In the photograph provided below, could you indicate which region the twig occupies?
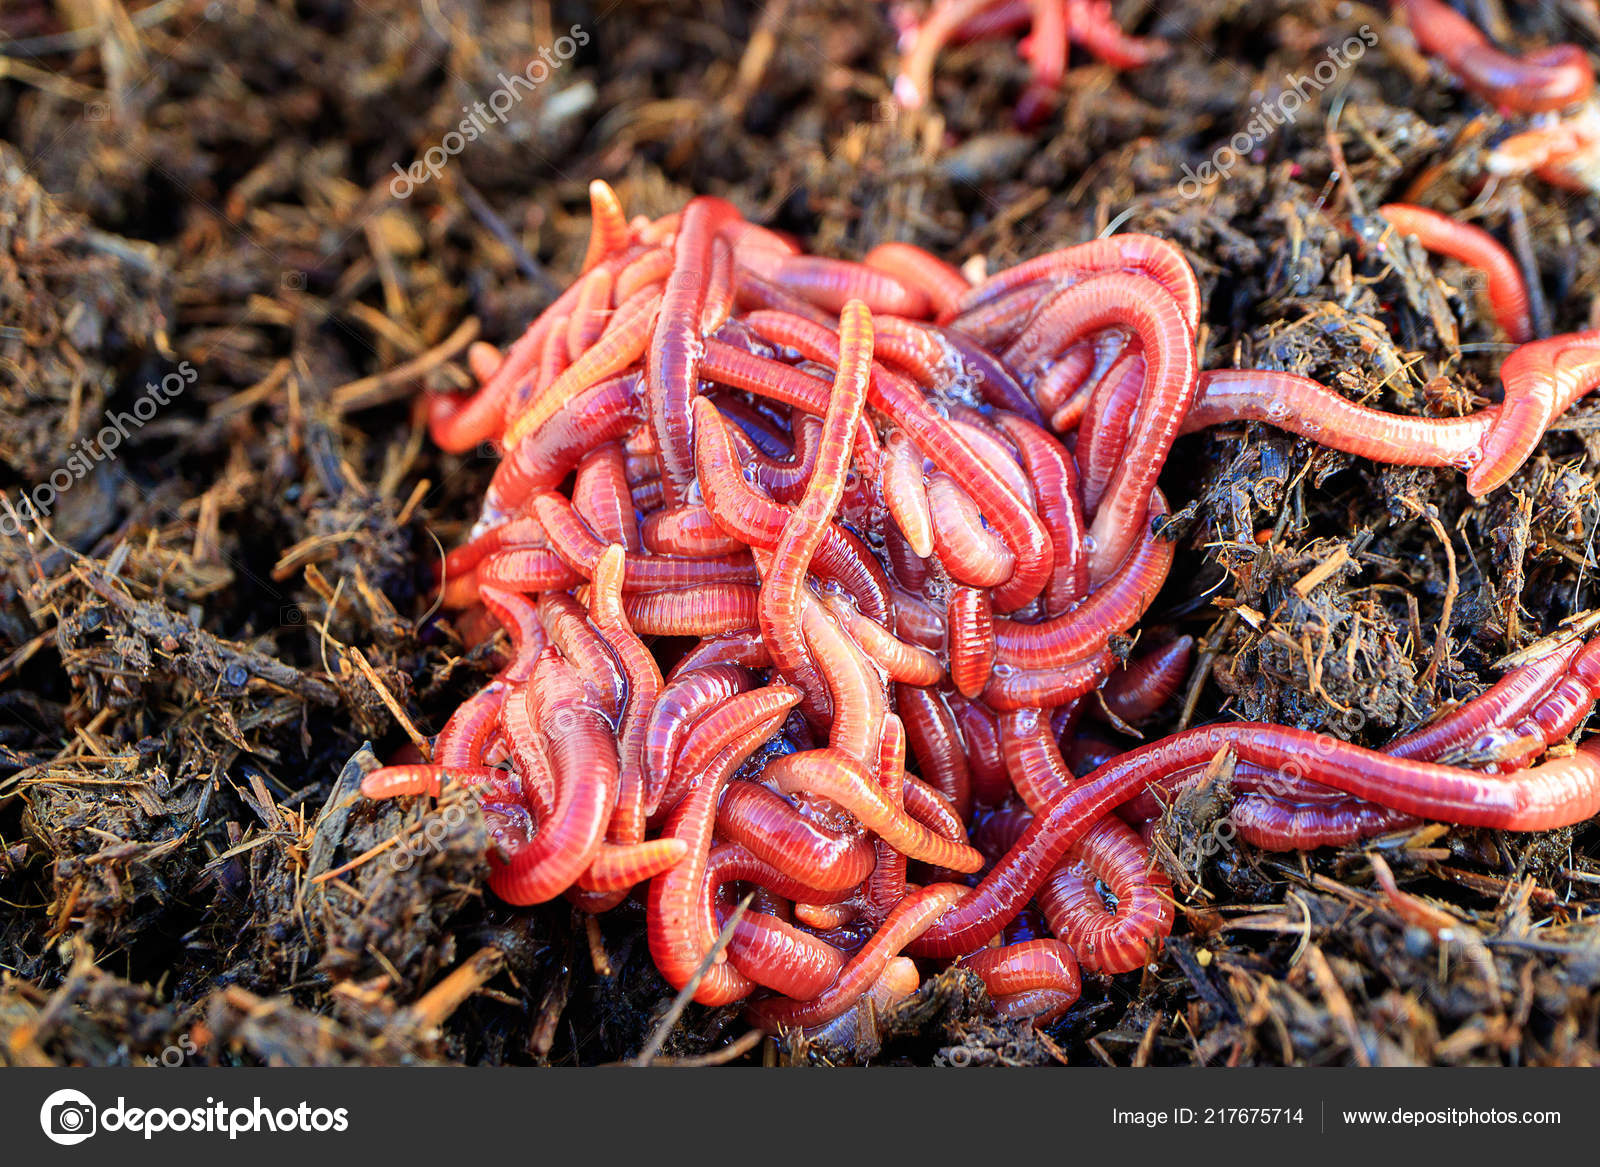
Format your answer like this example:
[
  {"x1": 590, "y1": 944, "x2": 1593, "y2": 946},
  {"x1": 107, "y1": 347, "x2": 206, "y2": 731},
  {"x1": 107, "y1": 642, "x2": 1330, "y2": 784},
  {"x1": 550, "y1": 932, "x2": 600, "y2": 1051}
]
[
  {"x1": 330, "y1": 317, "x2": 479, "y2": 413},
  {"x1": 645, "y1": 1027, "x2": 767, "y2": 1067},
  {"x1": 346, "y1": 646, "x2": 433, "y2": 760},
  {"x1": 633, "y1": 892, "x2": 754, "y2": 1066}
]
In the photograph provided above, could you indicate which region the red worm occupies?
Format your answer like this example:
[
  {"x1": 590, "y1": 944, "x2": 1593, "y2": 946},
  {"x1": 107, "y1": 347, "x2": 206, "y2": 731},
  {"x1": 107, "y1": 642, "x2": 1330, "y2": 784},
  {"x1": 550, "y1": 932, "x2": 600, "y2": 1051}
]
[
  {"x1": 615, "y1": 246, "x2": 675, "y2": 303},
  {"x1": 532, "y1": 492, "x2": 759, "y2": 589},
  {"x1": 466, "y1": 341, "x2": 502, "y2": 383},
  {"x1": 910, "y1": 728, "x2": 1600, "y2": 957},
  {"x1": 980, "y1": 647, "x2": 1112, "y2": 711},
  {"x1": 1038, "y1": 343, "x2": 1102, "y2": 430},
  {"x1": 767, "y1": 748, "x2": 985, "y2": 872},
  {"x1": 578, "y1": 838, "x2": 690, "y2": 894},
  {"x1": 798, "y1": 585, "x2": 889, "y2": 761},
  {"x1": 1397, "y1": 0, "x2": 1594, "y2": 114},
  {"x1": 667, "y1": 631, "x2": 771, "y2": 677},
  {"x1": 426, "y1": 240, "x2": 646, "y2": 454},
  {"x1": 862, "y1": 242, "x2": 971, "y2": 318},
  {"x1": 475, "y1": 548, "x2": 580, "y2": 597},
  {"x1": 623, "y1": 585, "x2": 763, "y2": 636},
  {"x1": 504, "y1": 284, "x2": 662, "y2": 450},
  {"x1": 1378, "y1": 204, "x2": 1532, "y2": 343},
  {"x1": 691, "y1": 394, "x2": 892, "y2": 623},
  {"x1": 1075, "y1": 350, "x2": 1145, "y2": 516},
  {"x1": 1066, "y1": 0, "x2": 1169, "y2": 69},
  {"x1": 535, "y1": 593, "x2": 623, "y2": 717},
  {"x1": 1473, "y1": 328, "x2": 1600, "y2": 496},
  {"x1": 936, "y1": 324, "x2": 1044, "y2": 422},
  {"x1": 720, "y1": 904, "x2": 846, "y2": 999},
  {"x1": 742, "y1": 309, "x2": 1054, "y2": 611},
  {"x1": 763, "y1": 255, "x2": 930, "y2": 318},
  {"x1": 361, "y1": 762, "x2": 522, "y2": 806},
  {"x1": 580, "y1": 180, "x2": 631, "y2": 272},
  {"x1": 566, "y1": 265, "x2": 617, "y2": 358},
  {"x1": 438, "y1": 514, "x2": 547, "y2": 584},
  {"x1": 759, "y1": 301, "x2": 873, "y2": 719},
  {"x1": 926, "y1": 472, "x2": 1017, "y2": 587},
  {"x1": 951, "y1": 695, "x2": 1012, "y2": 806},
  {"x1": 821, "y1": 592, "x2": 945, "y2": 687},
  {"x1": 486, "y1": 372, "x2": 644, "y2": 518},
  {"x1": 434, "y1": 682, "x2": 508, "y2": 765},
  {"x1": 949, "y1": 412, "x2": 1034, "y2": 506},
  {"x1": 649, "y1": 196, "x2": 744, "y2": 502},
  {"x1": 749, "y1": 883, "x2": 968, "y2": 1029},
  {"x1": 958, "y1": 937, "x2": 1082, "y2": 1022},
  {"x1": 991, "y1": 491, "x2": 1173, "y2": 670},
  {"x1": 883, "y1": 430, "x2": 935, "y2": 559},
  {"x1": 497, "y1": 677, "x2": 556, "y2": 820},
  {"x1": 716, "y1": 780, "x2": 877, "y2": 892},
  {"x1": 714, "y1": 392, "x2": 793, "y2": 455},
  {"x1": 572, "y1": 442, "x2": 641, "y2": 552},
  {"x1": 389, "y1": 189, "x2": 1600, "y2": 1036},
  {"x1": 903, "y1": 775, "x2": 968, "y2": 841},
  {"x1": 1016, "y1": 0, "x2": 1068, "y2": 126},
  {"x1": 1227, "y1": 795, "x2": 1418, "y2": 852},
  {"x1": 1506, "y1": 639, "x2": 1600, "y2": 752},
  {"x1": 704, "y1": 841, "x2": 857, "y2": 907},
  {"x1": 1003, "y1": 273, "x2": 1195, "y2": 582},
  {"x1": 897, "y1": 683, "x2": 974, "y2": 820},
  {"x1": 1388, "y1": 636, "x2": 1583, "y2": 763},
  {"x1": 947, "y1": 584, "x2": 997, "y2": 699},
  {"x1": 1181, "y1": 368, "x2": 1492, "y2": 474},
  {"x1": 587, "y1": 546, "x2": 662, "y2": 848},
  {"x1": 948, "y1": 233, "x2": 1201, "y2": 330},
  {"x1": 892, "y1": 588, "x2": 946, "y2": 649},
  {"x1": 477, "y1": 586, "x2": 548, "y2": 684},
  {"x1": 796, "y1": 958, "x2": 922, "y2": 1049},
  {"x1": 1098, "y1": 635, "x2": 1194, "y2": 726},
  {"x1": 866, "y1": 714, "x2": 911, "y2": 918},
  {"x1": 992, "y1": 712, "x2": 1157, "y2": 930},
  {"x1": 642, "y1": 665, "x2": 752, "y2": 817},
  {"x1": 894, "y1": 0, "x2": 1007, "y2": 109},
  {"x1": 998, "y1": 706, "x2": 1073, "y2": 811},
  {"x1": 487, "y1": 654, "x2": 618, "y2": 905},
  {"x1": 701, "y1": 237, "x2": 736, "y2": 335},
  {"x1": 992, "y1": 410, "x2": 1089, "y2": 613},
  {"x1": 646, "y1": 685, "x2": 801, "y2": 1005},
  {"x1": 736, "y1": 415, "x2": 822, "y2": 504},
  {"x1": 641, "y1": 503, "x2": 747, "y2": 558},
  {"x1": 733, "y1": 265, "x2": 839, "y2": 327},
  {"x1": 1037, "y1": 815, "x2": 1174, "y2": 974}
]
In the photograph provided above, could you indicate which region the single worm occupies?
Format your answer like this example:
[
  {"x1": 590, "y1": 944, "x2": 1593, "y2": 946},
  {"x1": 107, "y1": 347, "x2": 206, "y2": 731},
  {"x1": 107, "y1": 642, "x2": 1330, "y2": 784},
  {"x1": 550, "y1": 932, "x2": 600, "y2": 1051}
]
[
  {"x1": 1378, "y1": 203, "x2": 1532, "y2": 343},
  {"x1": 862, "y1": 242, "x2": 972, "y2": 318},
  {"x1": 1397, "y1": 0, "x2": 1594, "y2": 114},
  {"x1": 958, "y1": 937, "x2": 1082, "y2": 1022},
  {"x1": 649, "y1": 196, "x2": 744, "y2": 502}
]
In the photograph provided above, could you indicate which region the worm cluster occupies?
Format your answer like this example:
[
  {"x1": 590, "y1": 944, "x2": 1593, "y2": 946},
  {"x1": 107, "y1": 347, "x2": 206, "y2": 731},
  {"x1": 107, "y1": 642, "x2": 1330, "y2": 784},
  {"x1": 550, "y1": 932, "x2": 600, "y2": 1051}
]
[{"x1": 355, "y1": 176, "x2": 1600, "y2": 1041}]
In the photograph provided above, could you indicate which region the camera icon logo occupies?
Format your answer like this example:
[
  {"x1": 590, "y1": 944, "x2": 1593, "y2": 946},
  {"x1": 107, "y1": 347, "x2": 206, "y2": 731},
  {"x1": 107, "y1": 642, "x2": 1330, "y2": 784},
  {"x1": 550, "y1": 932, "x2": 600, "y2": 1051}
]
[{"x1": 39, "y1": 1088, "x2": 97, "y2": 1146}]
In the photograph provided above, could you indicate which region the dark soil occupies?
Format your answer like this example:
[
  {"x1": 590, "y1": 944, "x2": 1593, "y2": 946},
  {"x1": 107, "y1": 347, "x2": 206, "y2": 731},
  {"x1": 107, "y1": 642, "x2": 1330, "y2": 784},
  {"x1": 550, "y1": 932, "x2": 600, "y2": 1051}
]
[{"x1": 2, "y1": 0, "x2": 1598, "y2": 1067}]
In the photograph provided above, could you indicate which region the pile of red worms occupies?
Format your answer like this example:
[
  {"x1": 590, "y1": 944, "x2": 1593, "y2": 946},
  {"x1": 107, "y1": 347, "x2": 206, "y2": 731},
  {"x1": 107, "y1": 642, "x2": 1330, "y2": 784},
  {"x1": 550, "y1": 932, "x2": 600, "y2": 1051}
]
[{"x1": 359, "y1": 180, "x2": 1600, "y2": 1041}]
